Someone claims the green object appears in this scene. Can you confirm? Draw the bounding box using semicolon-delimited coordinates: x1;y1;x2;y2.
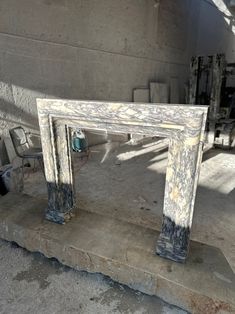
72;130;87;152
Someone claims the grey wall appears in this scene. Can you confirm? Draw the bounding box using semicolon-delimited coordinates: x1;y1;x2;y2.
0;0;234;164
196;0;235;61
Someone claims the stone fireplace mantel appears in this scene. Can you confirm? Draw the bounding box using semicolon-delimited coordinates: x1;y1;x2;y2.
37;99;208;262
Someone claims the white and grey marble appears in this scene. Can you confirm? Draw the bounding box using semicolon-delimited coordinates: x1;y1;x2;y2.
37;99;208;262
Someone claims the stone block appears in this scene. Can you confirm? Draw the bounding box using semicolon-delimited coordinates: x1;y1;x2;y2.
150;82;169;103
0;193;234;314
170;77;180;103
133;88;150;103
4;137;16;163
131;88;150;143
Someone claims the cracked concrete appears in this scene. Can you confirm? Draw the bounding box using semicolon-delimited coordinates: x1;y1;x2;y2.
0;240;187;314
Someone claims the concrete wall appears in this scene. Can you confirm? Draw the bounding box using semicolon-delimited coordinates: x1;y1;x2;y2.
0;0;234;164
0;0;197;164
196;0;235;61
195;0;235;87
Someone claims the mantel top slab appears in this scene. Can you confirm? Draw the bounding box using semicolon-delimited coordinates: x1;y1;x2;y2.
37;99;208;131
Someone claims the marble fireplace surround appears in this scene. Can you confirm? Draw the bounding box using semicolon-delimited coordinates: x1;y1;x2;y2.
37;99;208;262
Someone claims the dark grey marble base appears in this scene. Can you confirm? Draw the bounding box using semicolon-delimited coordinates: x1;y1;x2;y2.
156;215;190;263
45;208;75;224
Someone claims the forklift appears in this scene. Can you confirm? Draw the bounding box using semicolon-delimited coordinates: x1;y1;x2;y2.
188;53;235;148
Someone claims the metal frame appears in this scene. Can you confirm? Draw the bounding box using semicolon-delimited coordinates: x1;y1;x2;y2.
37;99;208;262
189;54;226;145
9;126;44;181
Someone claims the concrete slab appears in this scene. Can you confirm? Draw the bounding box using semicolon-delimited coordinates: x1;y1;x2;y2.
0;193;234;314
170;78;180;104
150;82;169;103
133;88;150;103
131;88;150;143
3;137;16;163
0;239;188;314
22;142;235;273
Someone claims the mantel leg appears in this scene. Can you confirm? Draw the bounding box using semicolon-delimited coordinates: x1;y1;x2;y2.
41;119;75;224
156;136;203;262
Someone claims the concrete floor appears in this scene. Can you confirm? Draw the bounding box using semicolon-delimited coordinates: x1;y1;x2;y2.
0;239;187;314
2;138;234;313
